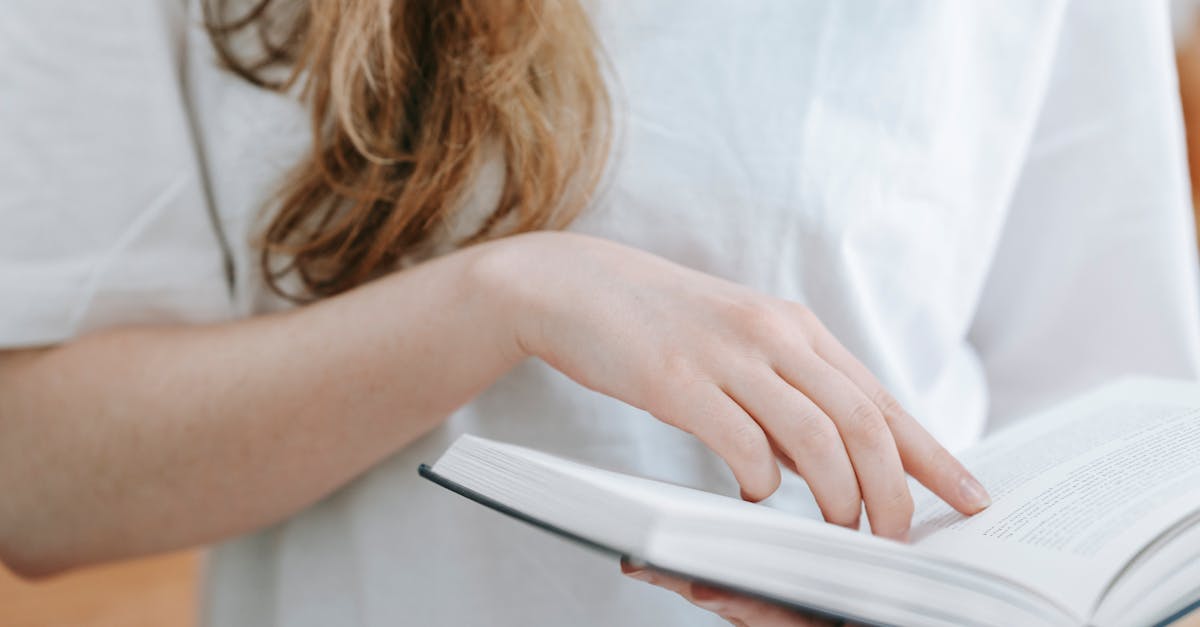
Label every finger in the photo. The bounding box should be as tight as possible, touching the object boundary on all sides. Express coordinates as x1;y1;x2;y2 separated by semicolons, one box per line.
776;351;913;540
622;563;833;627
690;583;835;627
621;562;692;595
727;367;862;528
809;325;991;515
657;382;781;502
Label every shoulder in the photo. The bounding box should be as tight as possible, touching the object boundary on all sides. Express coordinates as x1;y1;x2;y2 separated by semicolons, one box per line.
0;0;233;347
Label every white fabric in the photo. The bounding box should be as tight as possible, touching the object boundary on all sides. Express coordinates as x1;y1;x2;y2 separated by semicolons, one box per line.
0;1;232;347
1173;0;1200;41
3;0;1199;625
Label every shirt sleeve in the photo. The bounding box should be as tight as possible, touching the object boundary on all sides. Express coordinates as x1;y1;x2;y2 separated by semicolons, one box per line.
969;0;1200;428
0;0;233;348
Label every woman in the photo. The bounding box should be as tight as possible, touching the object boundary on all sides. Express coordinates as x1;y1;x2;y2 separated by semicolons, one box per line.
1;1;1197;626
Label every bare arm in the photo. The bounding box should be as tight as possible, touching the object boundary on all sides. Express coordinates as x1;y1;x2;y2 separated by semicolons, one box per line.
0;239;524;577
0;232;987;578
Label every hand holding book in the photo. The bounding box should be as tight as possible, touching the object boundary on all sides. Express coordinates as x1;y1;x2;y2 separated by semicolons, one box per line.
496;233;989;539
423;378;1200;625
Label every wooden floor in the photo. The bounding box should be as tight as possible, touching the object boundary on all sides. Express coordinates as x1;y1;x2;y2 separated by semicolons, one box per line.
0;552;198;627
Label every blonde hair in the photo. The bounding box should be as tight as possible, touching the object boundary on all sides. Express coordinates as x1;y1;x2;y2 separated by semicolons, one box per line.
204;0;611;299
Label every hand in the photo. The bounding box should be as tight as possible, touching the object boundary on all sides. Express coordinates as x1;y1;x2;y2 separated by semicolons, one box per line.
483;232;990;539
621;561;847;627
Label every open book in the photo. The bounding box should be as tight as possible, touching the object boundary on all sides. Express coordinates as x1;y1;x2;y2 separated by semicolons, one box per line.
420;378;1200;627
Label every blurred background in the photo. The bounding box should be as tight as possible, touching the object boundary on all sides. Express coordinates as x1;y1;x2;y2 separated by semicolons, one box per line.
7;5;1200;627
0;552;196;626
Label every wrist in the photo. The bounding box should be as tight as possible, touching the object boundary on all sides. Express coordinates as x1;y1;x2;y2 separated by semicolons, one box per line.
465;232;576;361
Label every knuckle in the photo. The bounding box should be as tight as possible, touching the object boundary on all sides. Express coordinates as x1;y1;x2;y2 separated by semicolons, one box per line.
789;303;828;339
727;419;769;461
785;412;840;455
842;402;889;441
878;487;915;520
870;493;915;539
871;390;906;422
790;302;818;326
644;356;697;412
923;445;955;472
727;300;789;342
658;351;695;381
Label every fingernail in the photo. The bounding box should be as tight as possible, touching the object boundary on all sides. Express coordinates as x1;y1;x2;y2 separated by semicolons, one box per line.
624;568;653;583
959;476;992;511
691;583;723;601
621;560;652;581
690;583;730;611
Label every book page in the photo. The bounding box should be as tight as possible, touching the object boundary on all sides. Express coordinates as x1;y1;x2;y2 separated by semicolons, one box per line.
908;379;1200;616
433;435;1080;625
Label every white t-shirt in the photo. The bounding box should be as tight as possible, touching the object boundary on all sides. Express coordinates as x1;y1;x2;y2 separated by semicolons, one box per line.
1174;0;1200;41
4;1;1200;625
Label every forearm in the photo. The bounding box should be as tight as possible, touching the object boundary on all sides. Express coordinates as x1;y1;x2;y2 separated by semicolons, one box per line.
0;239;524;576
